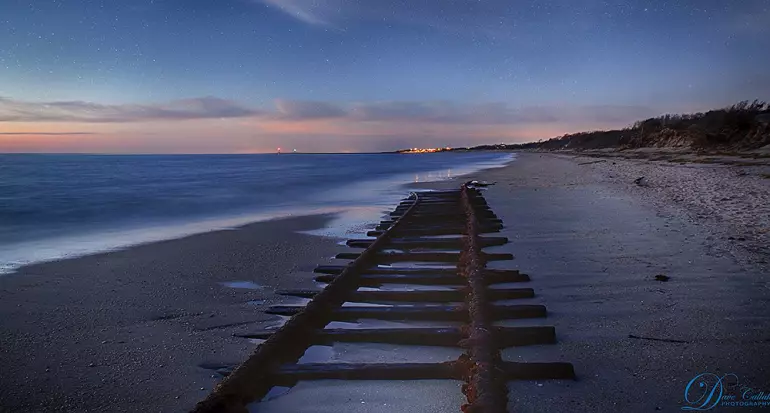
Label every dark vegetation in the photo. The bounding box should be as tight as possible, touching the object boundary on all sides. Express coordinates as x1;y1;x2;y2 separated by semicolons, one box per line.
473;101;770;152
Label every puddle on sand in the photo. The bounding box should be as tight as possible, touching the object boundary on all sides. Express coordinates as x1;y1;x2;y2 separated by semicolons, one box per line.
357;284;456;292
244;343;335;408
324;319;460;330
246;386;293;409
263;387;292;402
376;263;456;269
221;281;264;290
341;302;393;307
246;299;265;306
411;248;462;253
299;345;335;363
357;286;382;292
288;297;312;306
259;315;291;330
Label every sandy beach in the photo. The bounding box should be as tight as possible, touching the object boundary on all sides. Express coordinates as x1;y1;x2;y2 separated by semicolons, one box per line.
2;152;770;412
0;215;343;412
4;0;767;411
430;152;770;412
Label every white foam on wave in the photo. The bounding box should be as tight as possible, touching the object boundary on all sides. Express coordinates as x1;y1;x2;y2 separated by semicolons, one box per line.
0;205;342;274
300;152;517;240
0;152;516;275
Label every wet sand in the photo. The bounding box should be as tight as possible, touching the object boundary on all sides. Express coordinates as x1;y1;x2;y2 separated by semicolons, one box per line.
3;152;770;412
0;215;343;412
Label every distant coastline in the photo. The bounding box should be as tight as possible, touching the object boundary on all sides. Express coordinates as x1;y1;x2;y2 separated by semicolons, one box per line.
446;100;770;153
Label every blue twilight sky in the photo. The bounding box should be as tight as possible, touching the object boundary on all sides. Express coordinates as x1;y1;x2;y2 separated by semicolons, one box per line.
1;0;769;153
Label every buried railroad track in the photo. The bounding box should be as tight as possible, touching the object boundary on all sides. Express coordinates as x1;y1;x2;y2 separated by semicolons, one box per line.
194;184;574;413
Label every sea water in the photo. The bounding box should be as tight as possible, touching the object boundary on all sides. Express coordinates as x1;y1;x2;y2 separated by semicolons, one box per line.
0;152;513;273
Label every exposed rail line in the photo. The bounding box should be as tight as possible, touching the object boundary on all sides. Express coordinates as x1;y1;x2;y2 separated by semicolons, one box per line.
193;184;574;413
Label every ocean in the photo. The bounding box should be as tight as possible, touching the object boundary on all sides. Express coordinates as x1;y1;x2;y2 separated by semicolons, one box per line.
0;152;513;273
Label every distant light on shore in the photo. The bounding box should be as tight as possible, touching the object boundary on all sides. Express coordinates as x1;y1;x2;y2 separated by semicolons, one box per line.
398;147;453;154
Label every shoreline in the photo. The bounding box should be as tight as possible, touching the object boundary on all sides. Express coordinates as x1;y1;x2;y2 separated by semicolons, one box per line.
0;154;515;412
0;152;514;275
0;209;338;276
0;213;344;412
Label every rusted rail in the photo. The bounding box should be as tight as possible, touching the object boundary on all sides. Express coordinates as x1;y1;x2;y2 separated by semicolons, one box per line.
459;185;509;413
193;185;573;413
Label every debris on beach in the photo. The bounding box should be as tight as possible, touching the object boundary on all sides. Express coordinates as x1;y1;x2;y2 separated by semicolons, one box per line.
578;160;606;165
654;274;670;282
634;176;648;187
628;334;688;344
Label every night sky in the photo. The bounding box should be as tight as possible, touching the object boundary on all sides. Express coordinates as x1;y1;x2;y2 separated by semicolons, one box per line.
1;0;769;153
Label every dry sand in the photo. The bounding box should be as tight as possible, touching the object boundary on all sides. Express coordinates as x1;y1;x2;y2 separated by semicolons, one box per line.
428;152;770;412
2;152;770;413
568;151;770;272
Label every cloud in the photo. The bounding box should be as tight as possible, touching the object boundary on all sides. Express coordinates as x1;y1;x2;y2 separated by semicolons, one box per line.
0;132;97;135
254;0;627;38
0;95;675;153
258;0;504;30
260;0;341;25
266;99;657;127
0;96;261;123
348;102;565;124
0;94;659;134
256;0;770;50
349;101;464;123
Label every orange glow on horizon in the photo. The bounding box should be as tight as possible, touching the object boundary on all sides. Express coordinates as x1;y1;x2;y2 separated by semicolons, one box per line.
0;116;623;153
